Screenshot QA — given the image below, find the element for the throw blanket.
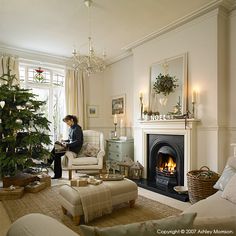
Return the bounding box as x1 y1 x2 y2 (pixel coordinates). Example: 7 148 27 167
73 183 112 223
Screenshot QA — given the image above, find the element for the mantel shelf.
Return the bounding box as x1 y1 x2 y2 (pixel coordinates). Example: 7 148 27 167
139 118 200 124
138 118 200 130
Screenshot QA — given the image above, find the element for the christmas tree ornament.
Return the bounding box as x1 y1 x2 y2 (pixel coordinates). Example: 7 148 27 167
25 101 32 107
15 118 23 124
0 101 5 108
16 105 23 110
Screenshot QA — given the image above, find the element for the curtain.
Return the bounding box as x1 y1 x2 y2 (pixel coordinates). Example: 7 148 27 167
65 69 87 129
0 54 19 85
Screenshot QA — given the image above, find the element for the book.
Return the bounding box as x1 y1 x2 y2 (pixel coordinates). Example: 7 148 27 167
54 142 67 153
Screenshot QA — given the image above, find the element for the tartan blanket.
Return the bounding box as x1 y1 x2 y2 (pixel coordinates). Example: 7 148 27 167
73 183 112 223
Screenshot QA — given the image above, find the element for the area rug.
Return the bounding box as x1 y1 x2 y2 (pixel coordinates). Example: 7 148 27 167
2 185 182 235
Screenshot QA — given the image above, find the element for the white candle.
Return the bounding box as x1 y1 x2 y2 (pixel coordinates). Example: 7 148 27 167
139 92 143 100
113 114 118 124
120 118 123 128
192 90 196 103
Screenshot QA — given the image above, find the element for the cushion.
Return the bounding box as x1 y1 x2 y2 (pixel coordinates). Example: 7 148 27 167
221 173 236 204
194 216 236 231
213 165 236 191
80 213 197 236
72 157 98 165
228 156 236 169
7 213 78 236
82 143 100 157
78 143 89 157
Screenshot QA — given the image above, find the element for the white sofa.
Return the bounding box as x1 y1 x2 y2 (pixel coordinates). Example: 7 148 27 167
184 156 236 231
62 130 105 179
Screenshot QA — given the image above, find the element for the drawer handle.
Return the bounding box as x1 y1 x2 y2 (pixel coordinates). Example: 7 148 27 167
116 145 119 148
116 154 119 157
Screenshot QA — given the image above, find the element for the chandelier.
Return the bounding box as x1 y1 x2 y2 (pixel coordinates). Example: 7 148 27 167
70 0 106 76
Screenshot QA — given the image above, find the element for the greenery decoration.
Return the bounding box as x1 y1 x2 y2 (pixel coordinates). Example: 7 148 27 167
153 73 179 96
0 67 51 177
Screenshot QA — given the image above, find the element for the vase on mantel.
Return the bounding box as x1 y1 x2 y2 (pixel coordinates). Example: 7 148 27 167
159 96 168 107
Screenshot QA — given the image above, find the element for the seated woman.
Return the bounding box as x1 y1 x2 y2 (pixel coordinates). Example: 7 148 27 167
48 115 83 179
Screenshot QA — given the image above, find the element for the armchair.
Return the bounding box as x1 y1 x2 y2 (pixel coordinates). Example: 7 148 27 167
61 130 105 179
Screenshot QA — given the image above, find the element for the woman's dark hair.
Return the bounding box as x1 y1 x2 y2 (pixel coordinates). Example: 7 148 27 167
63 115 78 124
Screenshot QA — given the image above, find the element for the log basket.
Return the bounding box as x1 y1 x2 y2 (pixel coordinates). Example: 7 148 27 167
187 166 220 204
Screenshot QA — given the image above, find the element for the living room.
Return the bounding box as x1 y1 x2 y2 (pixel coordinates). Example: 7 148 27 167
1 0 236 235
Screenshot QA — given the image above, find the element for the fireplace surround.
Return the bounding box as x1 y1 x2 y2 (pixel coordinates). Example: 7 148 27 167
136 119 199 201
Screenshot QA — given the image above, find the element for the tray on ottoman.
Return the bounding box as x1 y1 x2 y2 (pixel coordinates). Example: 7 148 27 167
96 174 124 181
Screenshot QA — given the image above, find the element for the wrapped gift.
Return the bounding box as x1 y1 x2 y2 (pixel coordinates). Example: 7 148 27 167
25 181 47 193
0 186 24 200
37 174 51 187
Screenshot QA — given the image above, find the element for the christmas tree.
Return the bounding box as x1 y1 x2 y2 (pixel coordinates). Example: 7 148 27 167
0 68 51 177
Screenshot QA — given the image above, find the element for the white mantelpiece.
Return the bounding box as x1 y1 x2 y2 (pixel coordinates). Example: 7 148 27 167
137 119 199 186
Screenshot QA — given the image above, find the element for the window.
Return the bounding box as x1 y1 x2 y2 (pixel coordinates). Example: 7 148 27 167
19 63 66 145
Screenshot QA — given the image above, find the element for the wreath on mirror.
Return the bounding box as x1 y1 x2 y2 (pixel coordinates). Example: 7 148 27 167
153 73 179 96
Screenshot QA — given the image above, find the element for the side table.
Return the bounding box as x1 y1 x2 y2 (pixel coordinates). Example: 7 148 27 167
106 139 134 162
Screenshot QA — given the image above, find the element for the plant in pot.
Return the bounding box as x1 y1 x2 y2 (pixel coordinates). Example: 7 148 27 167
153 73 179 106
0 67 51 182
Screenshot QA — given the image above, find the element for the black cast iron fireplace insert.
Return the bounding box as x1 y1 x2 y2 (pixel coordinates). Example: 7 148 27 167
136 134 188 201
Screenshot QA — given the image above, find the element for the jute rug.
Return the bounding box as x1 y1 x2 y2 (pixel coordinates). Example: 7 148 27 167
2 185 182 235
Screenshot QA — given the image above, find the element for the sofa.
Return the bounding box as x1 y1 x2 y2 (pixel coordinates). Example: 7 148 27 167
183 155 236 231
62 130 105 179
6 156 236 236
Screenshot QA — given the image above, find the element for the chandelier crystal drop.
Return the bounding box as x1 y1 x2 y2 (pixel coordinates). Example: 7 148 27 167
70 0 106 76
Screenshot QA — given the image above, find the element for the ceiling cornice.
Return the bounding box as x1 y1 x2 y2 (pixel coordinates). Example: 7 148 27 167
0 43 68 66
121 0 235 53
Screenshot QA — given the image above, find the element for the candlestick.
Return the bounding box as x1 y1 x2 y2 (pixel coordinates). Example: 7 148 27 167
139 92 144 120
113 114 118 138
113 114 117 125
192 90 197 118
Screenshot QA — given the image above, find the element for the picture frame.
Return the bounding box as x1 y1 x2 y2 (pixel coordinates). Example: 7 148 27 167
112 94 125 116
87 105 99 118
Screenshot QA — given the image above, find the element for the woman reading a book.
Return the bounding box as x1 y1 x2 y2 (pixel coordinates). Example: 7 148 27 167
48 115 83 179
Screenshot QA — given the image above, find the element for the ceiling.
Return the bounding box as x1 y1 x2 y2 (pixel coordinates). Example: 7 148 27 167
0 0 216 62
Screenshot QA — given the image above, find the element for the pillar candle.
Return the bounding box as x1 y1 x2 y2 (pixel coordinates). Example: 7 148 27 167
192 90 196 103
120 118 123 128
139 92 143 100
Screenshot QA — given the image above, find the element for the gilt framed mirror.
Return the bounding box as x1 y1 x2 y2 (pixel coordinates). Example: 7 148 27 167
149 53 188 117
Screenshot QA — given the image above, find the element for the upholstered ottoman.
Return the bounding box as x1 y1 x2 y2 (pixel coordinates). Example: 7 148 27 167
59 178 138 224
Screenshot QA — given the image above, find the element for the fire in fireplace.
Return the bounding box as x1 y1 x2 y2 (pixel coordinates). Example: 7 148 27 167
155 146 178 191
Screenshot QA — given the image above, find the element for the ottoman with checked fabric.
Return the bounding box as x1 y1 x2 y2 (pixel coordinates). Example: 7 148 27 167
59 178 138 224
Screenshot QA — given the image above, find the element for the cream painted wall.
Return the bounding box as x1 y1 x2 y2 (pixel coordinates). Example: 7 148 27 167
228 9 236 155
87 7 236 173
86 56 134 141
132 8 229 173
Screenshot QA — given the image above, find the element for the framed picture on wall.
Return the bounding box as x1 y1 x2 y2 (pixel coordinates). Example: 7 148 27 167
87 105 99 118
112 94 125 116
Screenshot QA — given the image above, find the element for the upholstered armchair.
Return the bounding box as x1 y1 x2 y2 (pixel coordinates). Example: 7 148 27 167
61 130 105 179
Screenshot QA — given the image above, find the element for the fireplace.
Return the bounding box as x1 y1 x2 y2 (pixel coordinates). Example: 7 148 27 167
136 133 188 201
137 119 198 201
148 134 184 192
